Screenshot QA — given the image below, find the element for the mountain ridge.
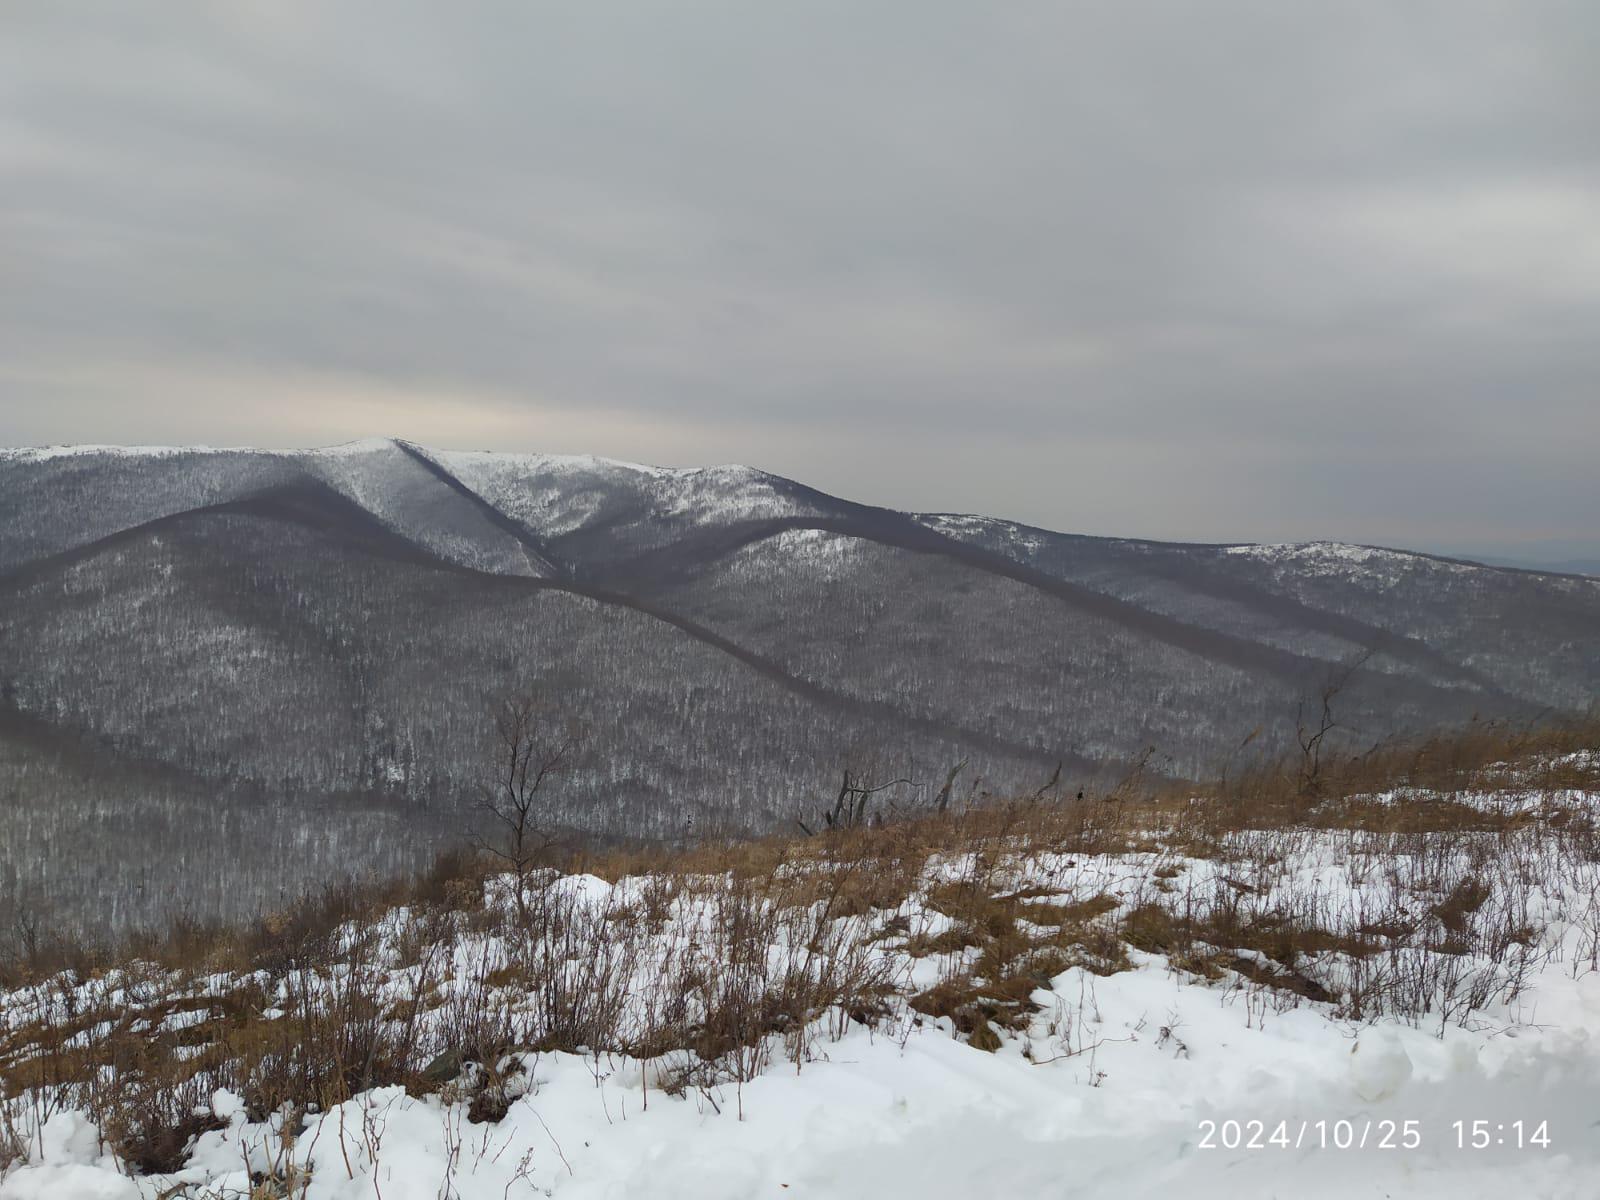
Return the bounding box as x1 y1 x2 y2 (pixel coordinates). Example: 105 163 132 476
5 436 1587 580
2 438 1596 931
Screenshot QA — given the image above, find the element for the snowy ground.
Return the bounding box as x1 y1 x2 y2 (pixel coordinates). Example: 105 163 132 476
10 967 1598 1199
6 811 1600 1199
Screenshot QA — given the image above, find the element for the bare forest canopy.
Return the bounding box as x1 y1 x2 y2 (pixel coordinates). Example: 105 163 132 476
1 439 1597 933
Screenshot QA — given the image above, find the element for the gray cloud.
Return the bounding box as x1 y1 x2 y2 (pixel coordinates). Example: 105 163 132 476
2 1 1597 556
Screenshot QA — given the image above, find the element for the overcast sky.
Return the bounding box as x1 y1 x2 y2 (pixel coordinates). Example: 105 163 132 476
2 2 1596 556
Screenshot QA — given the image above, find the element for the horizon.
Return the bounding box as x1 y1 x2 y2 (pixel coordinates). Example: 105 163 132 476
4 432 1596 572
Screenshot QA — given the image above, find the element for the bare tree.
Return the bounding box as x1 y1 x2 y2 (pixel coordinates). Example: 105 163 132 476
932 759 968 814
819 766 918 831
1028 762 1064 803
1296 649 1373 801
477 694 581 920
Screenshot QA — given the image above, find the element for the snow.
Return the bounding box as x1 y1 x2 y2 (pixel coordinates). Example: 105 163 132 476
0 445 238 463
434 448 823 545
0 1114 136 1200
305 437 405 459
438 448 684 481
1223 540 1407 564
8 816 1600 1199
1350 783 1600 819
0 436 557 577
722 527 864 580
1347 1027 1413 1101
306 439 556 576
8 969 1598 1197
1219 540 1483 582
0 439 401 464
0 444 1575 598
915 512 1050 558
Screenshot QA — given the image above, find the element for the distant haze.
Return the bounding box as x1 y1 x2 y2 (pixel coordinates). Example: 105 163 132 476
2 3 1596 558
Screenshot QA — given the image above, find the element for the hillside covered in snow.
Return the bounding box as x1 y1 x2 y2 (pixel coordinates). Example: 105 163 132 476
3 735 1599 1198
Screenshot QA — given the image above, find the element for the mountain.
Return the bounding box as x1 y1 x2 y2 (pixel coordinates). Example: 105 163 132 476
3 438 1597 931
1460 553 1600 578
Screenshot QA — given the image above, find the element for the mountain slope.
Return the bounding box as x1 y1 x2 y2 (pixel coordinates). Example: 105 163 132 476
2 438 1596 931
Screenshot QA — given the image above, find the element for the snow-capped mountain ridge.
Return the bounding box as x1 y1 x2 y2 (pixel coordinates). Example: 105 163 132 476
0 436 770 484
3 439 1566 578
3 436 1599 929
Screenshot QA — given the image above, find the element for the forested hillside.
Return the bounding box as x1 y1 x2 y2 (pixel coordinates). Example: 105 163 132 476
3 439 1596 931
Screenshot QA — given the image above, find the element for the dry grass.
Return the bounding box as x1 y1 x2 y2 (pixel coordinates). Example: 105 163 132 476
2 713 1597 1176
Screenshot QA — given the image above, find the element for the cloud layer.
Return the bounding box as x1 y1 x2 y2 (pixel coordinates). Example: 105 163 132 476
3 1 1596 553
